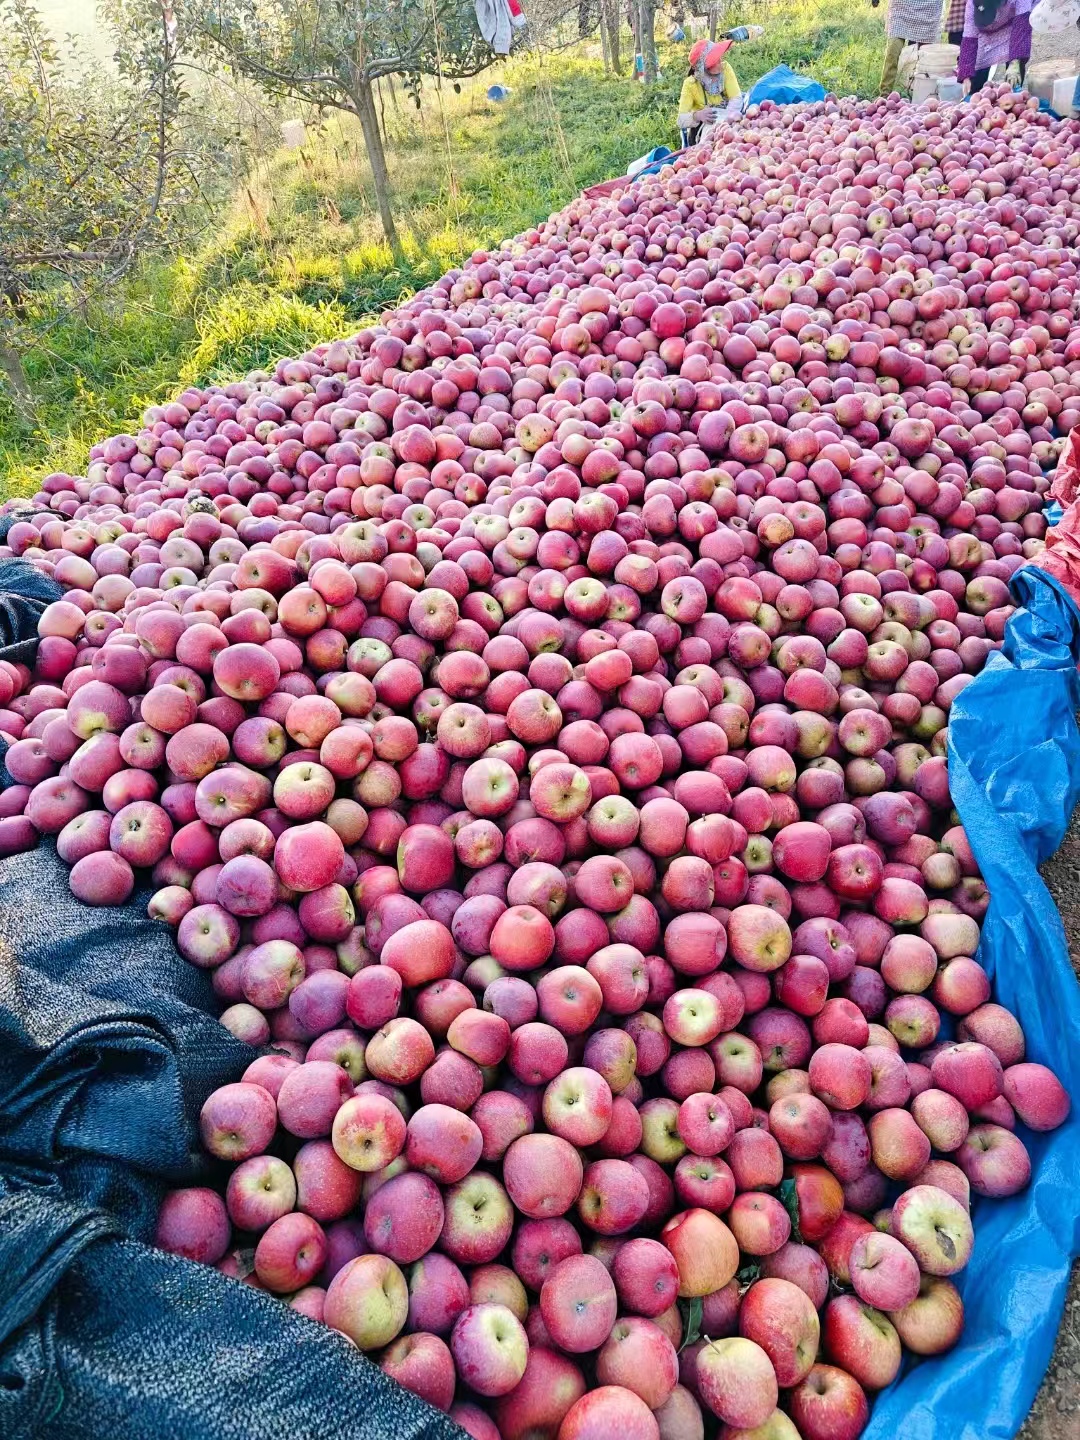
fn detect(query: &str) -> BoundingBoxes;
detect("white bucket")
[1053,75,1079,113]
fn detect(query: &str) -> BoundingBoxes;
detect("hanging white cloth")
[475,0,513,54]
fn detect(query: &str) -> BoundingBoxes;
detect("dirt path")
[1017,825,1080,1440]
[1031,27,1080,70]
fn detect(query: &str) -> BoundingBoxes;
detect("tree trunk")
[353,77,402,260]
[377,78,389,147]
[602,0,622,72]
[600,4,611,68]
[0,332,35,426]
[641,0,659,83]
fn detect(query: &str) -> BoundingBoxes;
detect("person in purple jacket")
[957,0,1035,92]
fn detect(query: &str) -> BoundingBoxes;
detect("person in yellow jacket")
[677,39,741,147]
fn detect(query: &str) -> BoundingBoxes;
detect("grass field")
[0,5,885,496]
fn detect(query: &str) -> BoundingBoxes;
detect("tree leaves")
[0,0,244,377]
[779,1177,803,1244]
[1,0,176,297]
[198,0,499,96]
[678,1295,703,1350]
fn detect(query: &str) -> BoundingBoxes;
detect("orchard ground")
[1026,824,1080,1440]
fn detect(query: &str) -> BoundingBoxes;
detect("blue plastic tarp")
[747,64,827,107]
[867,564,1080,1440]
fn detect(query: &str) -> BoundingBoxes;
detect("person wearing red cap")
[677,38,741,147]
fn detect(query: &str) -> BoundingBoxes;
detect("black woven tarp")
[0,552,62,667]
[0,555,461,1440]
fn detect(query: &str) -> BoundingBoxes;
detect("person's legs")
[879,35,906,95]
[969,66,990,92]
[947,29,963,45]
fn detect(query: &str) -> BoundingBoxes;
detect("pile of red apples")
[0,85,1076,1440]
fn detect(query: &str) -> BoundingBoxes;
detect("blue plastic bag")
[634,146,674,179]
[747,64,827,107]
[867,565,1080,1440]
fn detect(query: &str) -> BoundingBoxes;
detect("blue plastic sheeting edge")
[1044,499,1065,525]
[747,64,827,107]
[866,565,1080,1440]
[634,146,675,180]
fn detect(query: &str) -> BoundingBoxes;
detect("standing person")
[676,39,740,147]
[957,0,1035,92]
[947,0,967,43]
[875,0,946,94]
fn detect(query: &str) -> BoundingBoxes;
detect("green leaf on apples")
[736,1260,761,1286]
[678,1295,703,1351]
[779,1178,803,1244]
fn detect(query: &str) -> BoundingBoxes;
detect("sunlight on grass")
[178,283,351,389]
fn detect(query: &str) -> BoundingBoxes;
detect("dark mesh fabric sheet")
[0,555,61,668]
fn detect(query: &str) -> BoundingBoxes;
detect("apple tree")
[0,0,189,416]
[196,0,502,259]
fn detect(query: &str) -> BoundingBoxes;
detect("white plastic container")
[912,74,938,104]
[1025,64,1080,113]
[1053,75,1079,113]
